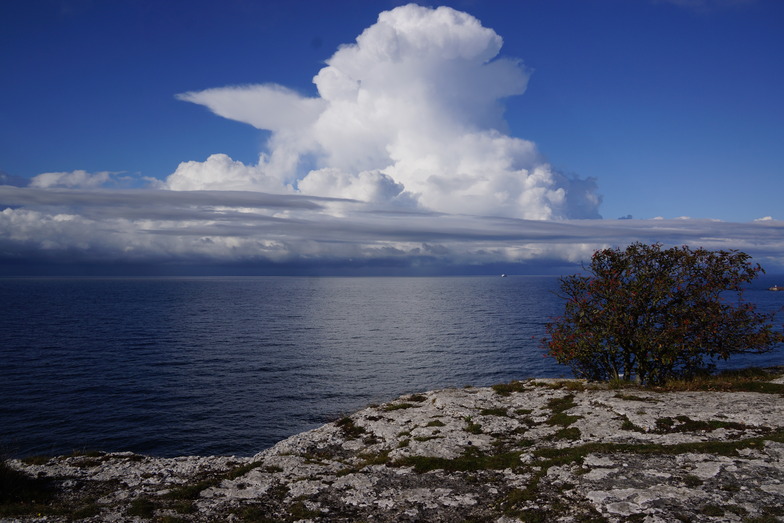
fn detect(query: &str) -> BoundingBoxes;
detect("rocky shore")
[5,373,784,522]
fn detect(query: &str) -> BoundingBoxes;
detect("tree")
[545,243,784,385]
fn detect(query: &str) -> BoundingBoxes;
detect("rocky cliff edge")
[5,372,784,522]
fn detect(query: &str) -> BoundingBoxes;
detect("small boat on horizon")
[769,285,783,291]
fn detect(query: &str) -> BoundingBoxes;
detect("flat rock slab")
[7,378,784,522]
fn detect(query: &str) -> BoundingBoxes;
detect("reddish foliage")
[545,243,784,384]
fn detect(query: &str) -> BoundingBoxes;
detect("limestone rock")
[6,376,784,522]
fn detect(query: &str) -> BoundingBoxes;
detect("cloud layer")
[172,4,601,220]
[2,183,783,273]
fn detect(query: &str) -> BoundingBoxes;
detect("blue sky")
[1,0,783,275]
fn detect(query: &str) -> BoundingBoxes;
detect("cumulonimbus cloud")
[170,4,602,220]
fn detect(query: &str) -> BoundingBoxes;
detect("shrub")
[545,243,783,385]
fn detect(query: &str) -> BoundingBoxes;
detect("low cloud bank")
[2,184,782,274]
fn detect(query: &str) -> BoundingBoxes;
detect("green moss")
[163,478,219,500]
[519,508,554,522]
[172,500,197,514]
[127,497,157,518]
[543,394,581,426]
[267,483,290,500]
[553,427,582,441]
[547,394,577,413]
[620,416,645,432]
[533,429,784,462]
[701,504,724,516]
[163,517,189,523]
[395,447,522,473]
[480,407,509,417]
[382,402,416,411]
[413,435,441,442]
[546,412,581,427]
[658,368,784,393]
[553,380,587,392]
[20,455,51,466]
[336,450,391,477]
[492,381,527,396]
[71,503,101,519]
[426,419,446,427]
[654,416,748,434]
[465,416,483,434]
[226,461,264,480]
[729,382,784,394]
[289,501,320,519]
[744,516,782,523]
[335,416,367,439]
[682,474,703,487]
[725,504,748,516]
[234,504,279,522]
[614,393,659,402]
[356,449,390,467]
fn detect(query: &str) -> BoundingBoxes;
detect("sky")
[1,0,783,275]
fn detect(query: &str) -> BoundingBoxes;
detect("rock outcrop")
[6,375,784,522]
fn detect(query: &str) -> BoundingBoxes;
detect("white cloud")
[297,168,411,205]
[29,170,115,189]
[168,4,601,220]
[166,153,292,192]
[176,84,325,133]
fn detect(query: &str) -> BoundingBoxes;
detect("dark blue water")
[2,276,782,458]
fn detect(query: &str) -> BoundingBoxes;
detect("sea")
[2,275,783,459]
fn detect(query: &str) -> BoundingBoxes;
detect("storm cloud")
[172,4,601,220]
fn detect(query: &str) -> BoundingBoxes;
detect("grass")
[552,427,582,441]
[465,416,483,434]
[394,447,523,473]
[655,367,784,393]
[480,407,509,417]
[492,381,527,396]
[127,497,157,518]
[335,416,367,439]
[163,478,219,500]
[547,394,578,413]
[381,402,417,411]
[614,393,660,402]
[654,416,749,433]
[545,394,582,427]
